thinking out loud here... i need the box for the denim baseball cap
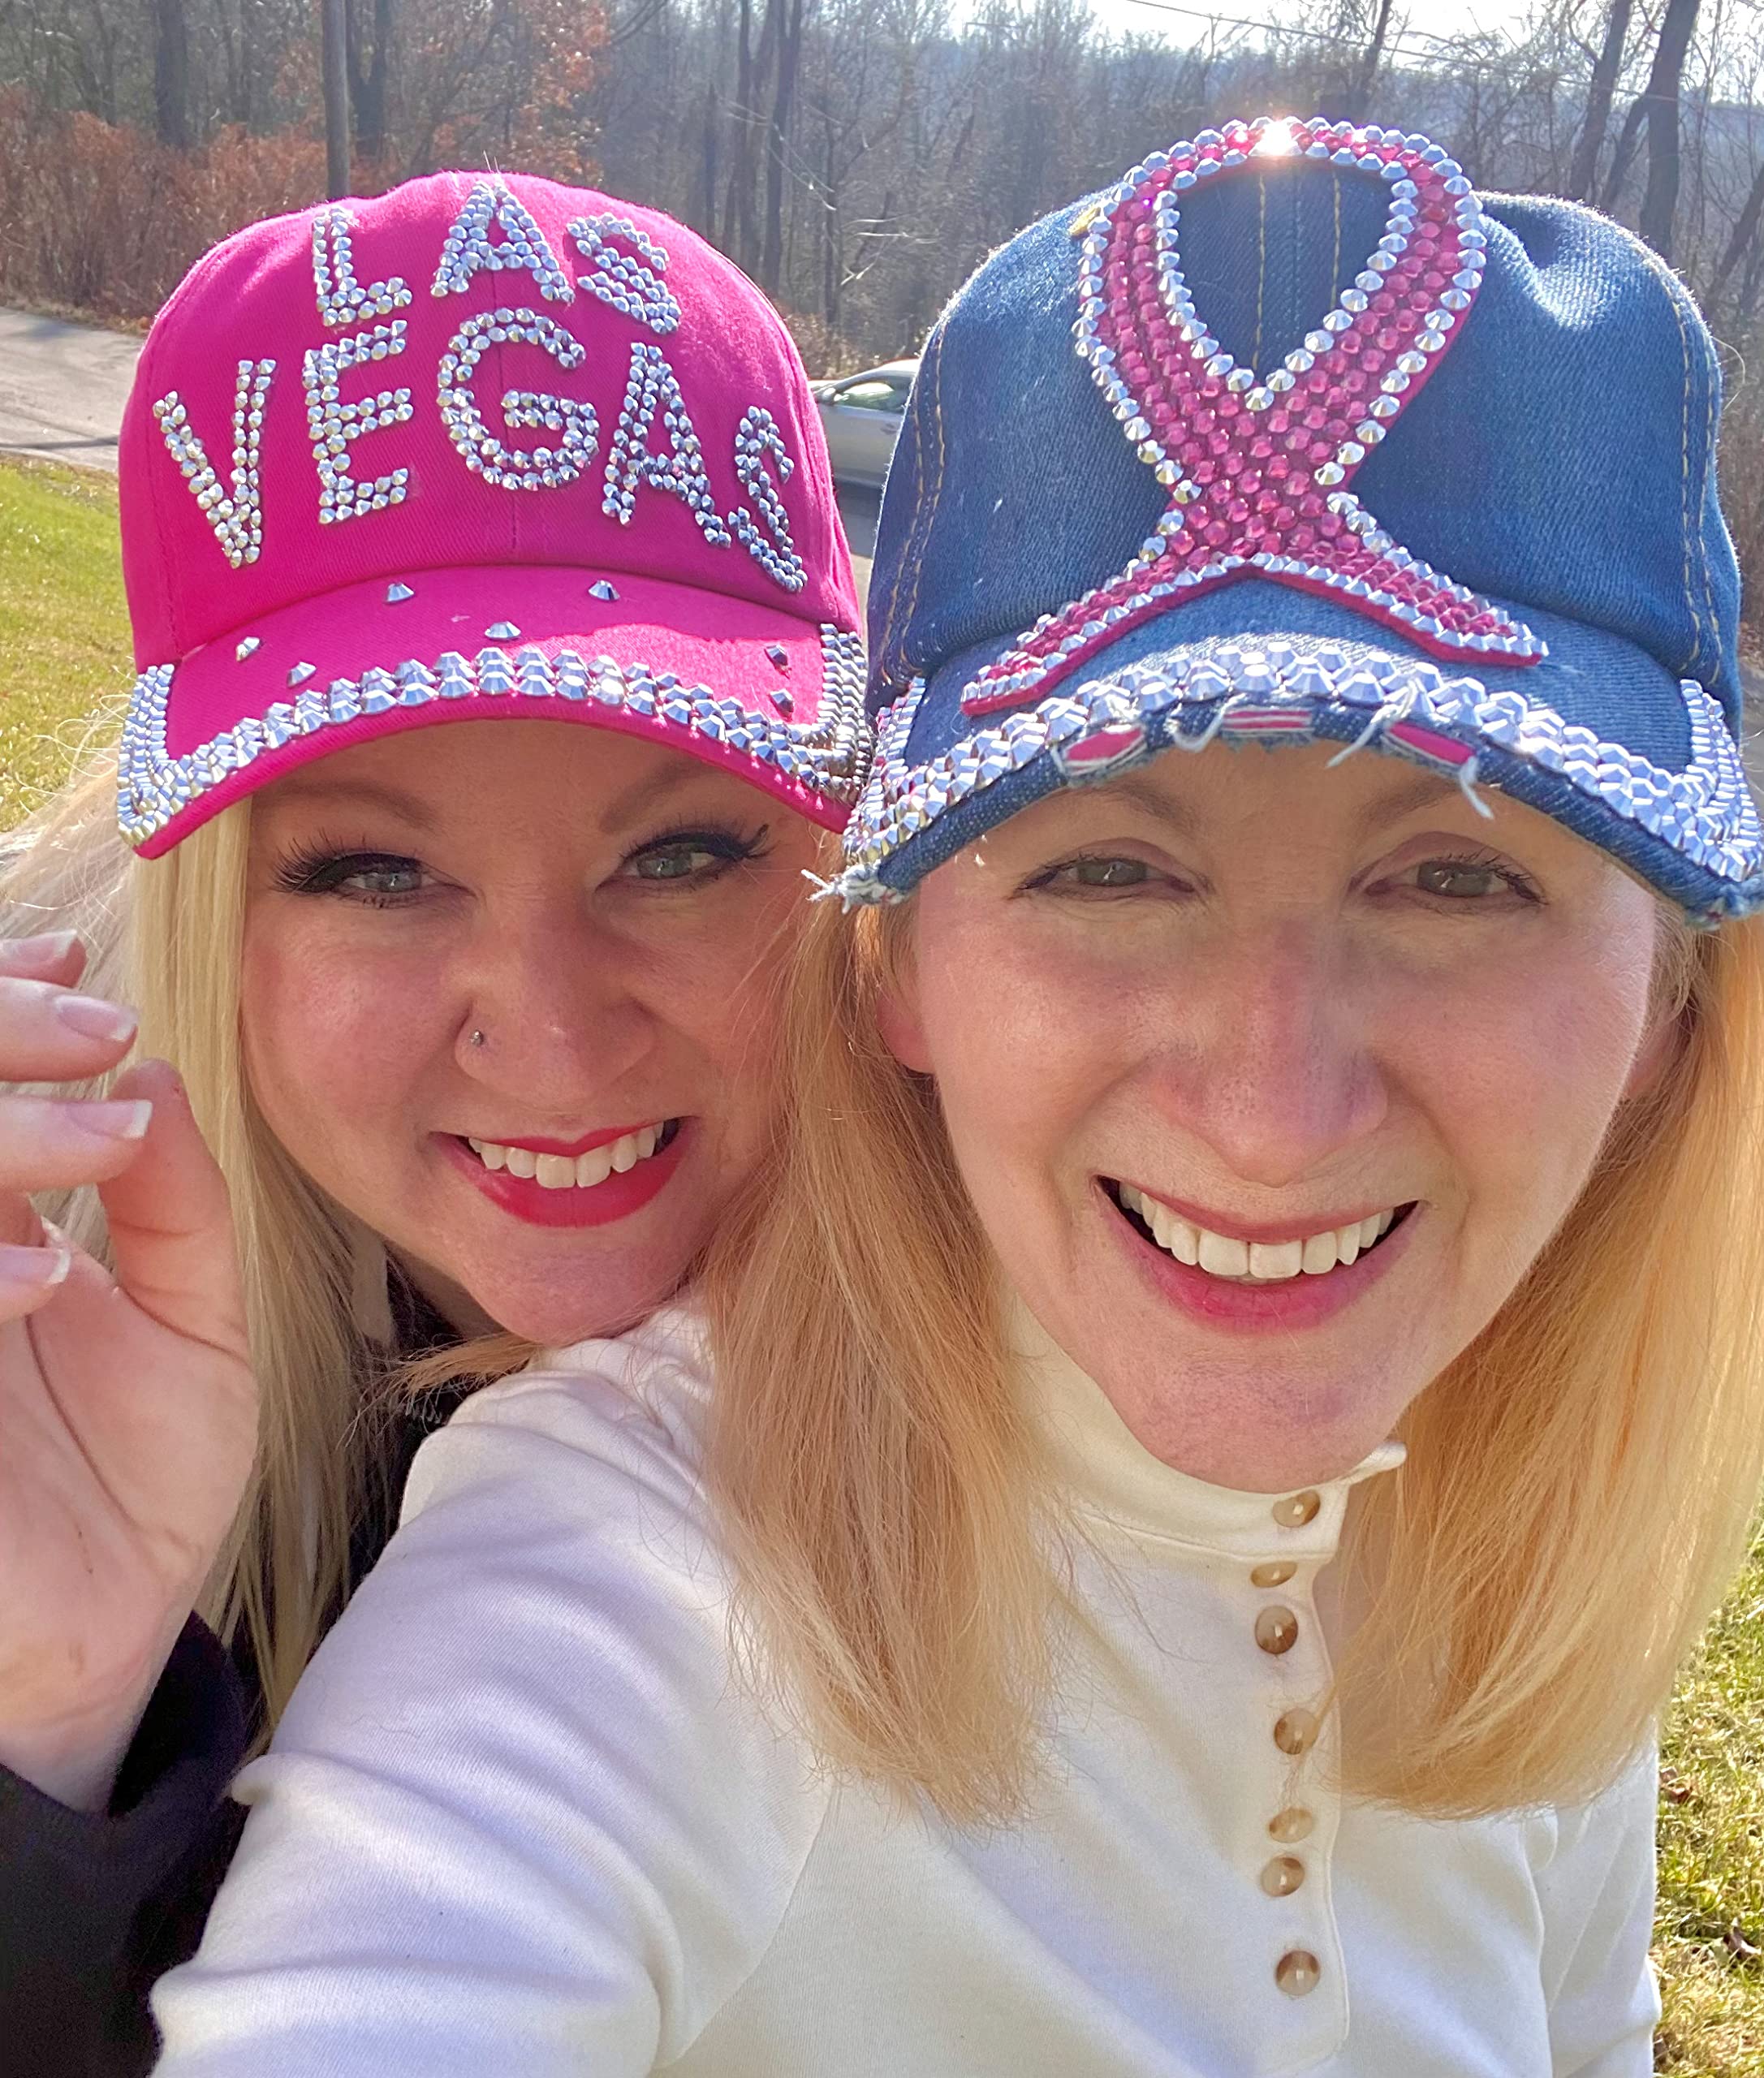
[839,114,1764,921]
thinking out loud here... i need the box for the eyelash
[273,846,424,907]
[1407,850,1543,905]
[270,822,774,907]
[1020,847,1544,904]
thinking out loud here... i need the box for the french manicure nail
[71,1100,153,1142]
[6,931,79,970]
[52,994,138,1045]
[0,1243,71,1288]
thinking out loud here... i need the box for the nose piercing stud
[469,1028,486,1049]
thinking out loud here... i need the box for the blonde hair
[2,744,393,1723]
[705,886,1764,1826]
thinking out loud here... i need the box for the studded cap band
[846,119,1764,921]
[116,171,869,856]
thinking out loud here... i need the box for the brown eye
[1415,860,1505,899]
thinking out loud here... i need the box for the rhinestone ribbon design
[839,648,1764,919]
[119,626,870,851]
[962,117,1544,720]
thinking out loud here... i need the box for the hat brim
[839,579,1764,922]
[122,561,867,856]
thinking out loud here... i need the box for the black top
[0,1284,464,2076]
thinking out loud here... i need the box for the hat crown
[121,170,856,672]
[869,125,1739,763]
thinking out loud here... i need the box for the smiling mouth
[461,1119,682,1190]
[1106,1180,1417,1283]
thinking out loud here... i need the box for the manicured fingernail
[6,931,78,969]
[71,1100,153,1141]
[52,994,138,1045]
[0,1243,71,1288]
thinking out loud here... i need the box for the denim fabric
[856,136,1763,920]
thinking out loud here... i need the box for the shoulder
[399,1304,716,1532]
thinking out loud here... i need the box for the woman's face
[243,721,821,1345]
[883,740,1671,1493]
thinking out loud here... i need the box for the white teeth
[1248,1239,1303,1280]
[1197,1229,1249,1277]
[1300,1231,1339,1276]
[464,1124,672,1189]
[1119,1183,1404,1284]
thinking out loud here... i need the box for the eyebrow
[593,754,732,833]
[260,776,438,831]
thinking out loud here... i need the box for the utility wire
[1119,0,1523,66]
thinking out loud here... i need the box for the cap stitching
[883,319,948,688]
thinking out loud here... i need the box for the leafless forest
[6,0,1764,614]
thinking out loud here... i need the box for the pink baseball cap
[116,170,867,856]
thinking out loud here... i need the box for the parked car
[811,359,917,489]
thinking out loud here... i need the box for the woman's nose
[454,905,654,1113]
[1149,924,1388,1190]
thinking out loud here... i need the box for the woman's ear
[1623,1000,1682,1103]
[874,976,934,1074]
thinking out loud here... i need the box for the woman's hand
[0,933,256,1811]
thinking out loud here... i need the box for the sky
[1085,0,1536,54]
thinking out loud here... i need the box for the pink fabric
[117,170,860,848]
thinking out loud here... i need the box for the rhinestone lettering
[727,405,807,592]
[603,342,733,546]
[569,214,680,336]
[438,308,600,491]
[302,320,413,524]
[312,205,412,328]
[153,361,274,568]
[432,178,574,304]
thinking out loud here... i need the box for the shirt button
[1254,1606,1300,1655]
[1250,1558,1297,1589]
[1270,1490,1322,1528]
[1267,1806,1315,1843]
[1275,1950,1322,1998]
[1260,1854,1306,1897]
[1272,1708,1318,1756]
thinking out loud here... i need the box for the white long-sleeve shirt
[152,1306,1658,2076]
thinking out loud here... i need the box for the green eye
[628,843,722,882]
[1067,856,1149,888]
[345,863,424,897]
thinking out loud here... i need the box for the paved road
[0,308,141,471]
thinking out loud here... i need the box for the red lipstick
[440,1122,687,1229]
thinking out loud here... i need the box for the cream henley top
[152,1305,1658,2076]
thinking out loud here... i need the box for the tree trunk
[758,0,803,295]
[1567,0,1632,202]
[1709,152,1764,314]
[347,0,394,164]
[1637,0,1701,261]
[152,0,190,149]
[1339,0,1393,127]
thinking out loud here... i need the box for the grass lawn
[2,451,1763,2067]
[0,454,131,826]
